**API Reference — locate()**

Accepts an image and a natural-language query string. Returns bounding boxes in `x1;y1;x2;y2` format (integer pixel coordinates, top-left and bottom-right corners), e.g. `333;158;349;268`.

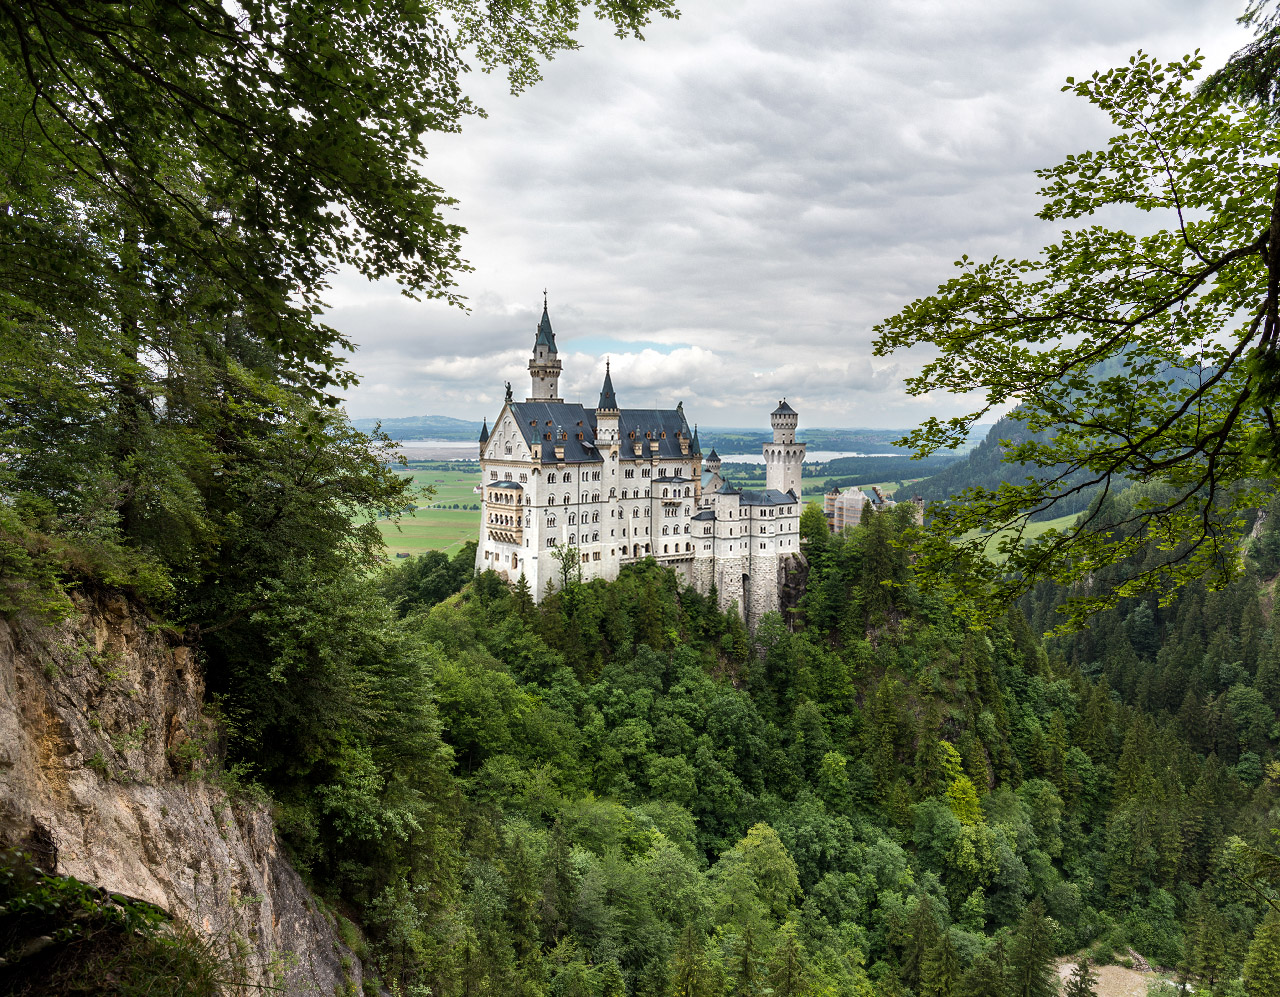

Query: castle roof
598;362;617;411
509;401;601;463
706;448;720;462
739;488;798;507
535;302;556;351
616;408;693;461
692;509;716;521
478;417;489;444
772;399;796;416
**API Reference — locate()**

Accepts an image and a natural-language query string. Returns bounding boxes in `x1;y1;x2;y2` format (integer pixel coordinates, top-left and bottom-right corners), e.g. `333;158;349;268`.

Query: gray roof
598;363;618;410
535;304;556;351
772;399;796;415
490;480;524;490
706;448;720;462
479;417;489;444
739;488;797;507
509;401;602;464
616;408;693;461
692;509;716;521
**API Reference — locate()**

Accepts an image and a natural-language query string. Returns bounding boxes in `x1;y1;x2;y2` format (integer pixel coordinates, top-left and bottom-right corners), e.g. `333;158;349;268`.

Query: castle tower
595;360;620;444
705;448;721;474
763;399;805;497
527;295;562;402
478;417;489;457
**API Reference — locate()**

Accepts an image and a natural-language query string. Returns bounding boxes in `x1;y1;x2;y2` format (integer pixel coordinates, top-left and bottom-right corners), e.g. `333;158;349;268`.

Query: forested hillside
911;416;1101;523
175;498;1277;995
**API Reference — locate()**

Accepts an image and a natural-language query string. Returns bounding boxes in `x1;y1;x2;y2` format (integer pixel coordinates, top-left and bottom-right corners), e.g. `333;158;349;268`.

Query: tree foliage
875;52;1280;628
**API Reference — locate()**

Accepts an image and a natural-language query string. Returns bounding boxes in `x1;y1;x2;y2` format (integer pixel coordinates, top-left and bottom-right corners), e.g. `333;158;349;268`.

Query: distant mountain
349;414;484;441
911;415;1099;522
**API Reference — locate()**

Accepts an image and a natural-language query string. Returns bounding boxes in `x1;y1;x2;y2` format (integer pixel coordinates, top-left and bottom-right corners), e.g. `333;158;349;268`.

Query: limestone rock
0;593;365;994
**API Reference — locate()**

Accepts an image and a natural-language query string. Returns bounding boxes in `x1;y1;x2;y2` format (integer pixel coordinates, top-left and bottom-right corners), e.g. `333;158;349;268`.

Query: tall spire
535;294;556;352
598;358;617;411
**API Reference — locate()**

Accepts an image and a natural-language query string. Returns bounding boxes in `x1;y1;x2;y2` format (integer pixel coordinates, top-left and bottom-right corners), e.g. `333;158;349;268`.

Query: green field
961;511;1080;562
376;461;482;556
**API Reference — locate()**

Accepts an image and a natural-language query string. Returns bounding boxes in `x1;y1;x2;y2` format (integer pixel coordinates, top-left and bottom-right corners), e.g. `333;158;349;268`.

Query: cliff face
0;592;365;994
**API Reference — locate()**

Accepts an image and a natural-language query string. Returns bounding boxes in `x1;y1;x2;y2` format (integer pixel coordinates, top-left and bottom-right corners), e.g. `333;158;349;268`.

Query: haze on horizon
329;0;1252;430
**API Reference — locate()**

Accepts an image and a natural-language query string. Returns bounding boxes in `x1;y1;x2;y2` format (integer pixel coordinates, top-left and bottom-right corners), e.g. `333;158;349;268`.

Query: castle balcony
487;527;522;545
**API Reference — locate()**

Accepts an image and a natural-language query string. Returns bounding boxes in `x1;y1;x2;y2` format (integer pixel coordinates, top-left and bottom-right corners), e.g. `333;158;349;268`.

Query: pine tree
767;921;811;997
902;894;941;991
1243;907;1280;997
1062;958;1098;997
1190;908;1232;996
1007;899;1057;997
921;931;963;997
960;935;1008;997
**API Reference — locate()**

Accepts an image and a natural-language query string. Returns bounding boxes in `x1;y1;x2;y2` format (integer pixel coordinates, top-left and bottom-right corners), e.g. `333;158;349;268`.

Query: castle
475;301;806;624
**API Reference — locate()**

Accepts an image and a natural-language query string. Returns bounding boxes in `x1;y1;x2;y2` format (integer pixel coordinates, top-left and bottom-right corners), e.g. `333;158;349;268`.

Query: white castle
476;300;807;624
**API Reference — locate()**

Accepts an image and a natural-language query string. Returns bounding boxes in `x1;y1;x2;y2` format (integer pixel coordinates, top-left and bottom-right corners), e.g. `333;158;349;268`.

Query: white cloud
328;0;1254;429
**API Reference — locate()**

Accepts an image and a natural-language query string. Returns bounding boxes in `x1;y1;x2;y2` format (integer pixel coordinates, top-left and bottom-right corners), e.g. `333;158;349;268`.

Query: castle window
581;553;589;564
760;543;766;549
633;509;639;518
490;471;497;480
547;538;556;547
520;473;528;482
662;526;669;536
568;513;576;525
641;468;651;478
548;473;557;483
625;469;634;479
569;534;576;544
593;551;601;561
505;472;512;480
662;488;668;498
592;531;599;542
505;444;512;454
664;544;669;553
563;494;570;505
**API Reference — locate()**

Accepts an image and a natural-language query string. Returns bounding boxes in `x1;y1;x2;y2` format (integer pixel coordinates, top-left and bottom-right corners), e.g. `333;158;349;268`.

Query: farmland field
375;461;482;556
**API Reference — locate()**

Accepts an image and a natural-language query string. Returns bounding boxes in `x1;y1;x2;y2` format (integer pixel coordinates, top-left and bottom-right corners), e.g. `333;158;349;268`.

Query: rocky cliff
0;591;366;994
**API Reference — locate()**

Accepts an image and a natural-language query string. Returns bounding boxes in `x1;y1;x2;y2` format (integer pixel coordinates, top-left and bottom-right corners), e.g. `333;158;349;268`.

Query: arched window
662;488;669;498
548;472;557;483
592;531;599;542
633;509;639;518
662;526;669;536
663;544;669;554
568;513;576;525
569;533;576;544
563;494;570;505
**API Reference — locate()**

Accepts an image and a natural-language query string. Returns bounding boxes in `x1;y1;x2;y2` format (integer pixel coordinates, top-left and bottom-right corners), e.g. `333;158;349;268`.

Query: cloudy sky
329;0;1253;430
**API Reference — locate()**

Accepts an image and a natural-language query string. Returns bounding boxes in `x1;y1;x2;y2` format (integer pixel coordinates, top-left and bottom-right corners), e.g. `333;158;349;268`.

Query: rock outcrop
0;592;365;994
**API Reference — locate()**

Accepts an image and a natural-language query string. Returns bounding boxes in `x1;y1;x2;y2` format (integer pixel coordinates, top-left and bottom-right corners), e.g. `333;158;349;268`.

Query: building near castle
475;302;807;624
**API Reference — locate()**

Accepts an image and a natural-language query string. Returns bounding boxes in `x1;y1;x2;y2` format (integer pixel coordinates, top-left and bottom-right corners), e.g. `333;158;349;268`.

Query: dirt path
1056;958;1167;997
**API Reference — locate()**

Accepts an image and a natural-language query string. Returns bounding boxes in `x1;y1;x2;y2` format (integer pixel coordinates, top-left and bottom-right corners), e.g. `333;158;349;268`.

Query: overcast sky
329;0;1252;430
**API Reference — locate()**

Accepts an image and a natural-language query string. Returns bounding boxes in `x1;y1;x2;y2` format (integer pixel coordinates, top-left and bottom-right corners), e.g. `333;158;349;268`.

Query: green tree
1007;899;1057;997
873;52;1280;626
1062;958;1098;997
921;931;962;997
1243;907;1280;997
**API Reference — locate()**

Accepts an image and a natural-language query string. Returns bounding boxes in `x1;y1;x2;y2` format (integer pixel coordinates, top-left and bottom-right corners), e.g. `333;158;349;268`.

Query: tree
921;931;962;997
1007;899;1057;997
1243;906;1280;997
1062;958;1098;997
873;52;1280;628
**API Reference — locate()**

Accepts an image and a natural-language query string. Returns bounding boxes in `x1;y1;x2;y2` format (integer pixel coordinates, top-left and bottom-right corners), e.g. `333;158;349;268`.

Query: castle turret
706;448;721;474
527;295;563;402
478;417;489;457
595;360;620;445
763;399;805;497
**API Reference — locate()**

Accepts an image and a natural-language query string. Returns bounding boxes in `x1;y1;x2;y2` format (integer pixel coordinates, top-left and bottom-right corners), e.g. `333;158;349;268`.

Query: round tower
763;399;805;498
527;293;563;402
